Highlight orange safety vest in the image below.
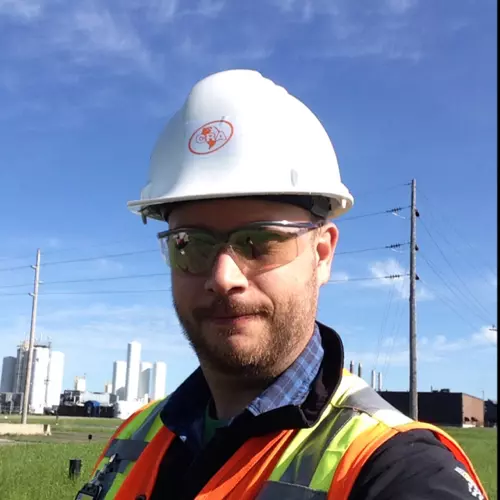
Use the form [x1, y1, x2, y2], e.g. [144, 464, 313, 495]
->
[77, 371, 489, 500]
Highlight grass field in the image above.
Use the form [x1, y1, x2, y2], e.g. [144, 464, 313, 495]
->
[0, 417, 496, 499]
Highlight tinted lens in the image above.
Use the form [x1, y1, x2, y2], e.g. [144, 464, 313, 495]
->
[160, 230, 218, 275]
[229, 228, 299, 271]
[159, 224, 312, 275]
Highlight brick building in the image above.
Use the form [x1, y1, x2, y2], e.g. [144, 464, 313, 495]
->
[377, 389, 484, 427]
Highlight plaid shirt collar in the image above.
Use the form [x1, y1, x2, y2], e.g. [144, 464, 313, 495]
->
[161, 324, 324, 444]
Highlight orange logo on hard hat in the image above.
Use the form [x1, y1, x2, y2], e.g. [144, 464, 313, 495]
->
[188, 120, 234, 155]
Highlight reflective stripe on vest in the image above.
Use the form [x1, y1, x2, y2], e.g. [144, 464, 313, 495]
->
[79, 370, 488, 500]
[86, 399, 168, 499]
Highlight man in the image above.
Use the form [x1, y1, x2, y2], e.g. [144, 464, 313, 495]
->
[77, 70, 488, 500]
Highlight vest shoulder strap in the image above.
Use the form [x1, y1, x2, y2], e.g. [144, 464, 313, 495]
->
[329, 420, 489, 500]
[90, 402, 155, 476]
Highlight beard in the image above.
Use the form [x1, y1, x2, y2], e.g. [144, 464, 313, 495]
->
[173, 274, 319, 384]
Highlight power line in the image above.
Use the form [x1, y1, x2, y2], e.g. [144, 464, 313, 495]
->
[419, 278, 480, 331]
[0, 263, 33, 273]
[374, 278, 398, 373]
[42, 249, 158, 267]
[350, 182, 411, 198]
[419, 251, 492, 324]
[381, 279, 407, 383]
[0, 245, 407, 289]
[417, 187, 497, 277]
[419, 217, 494, 320]
[0, 274, 410, 296]
[0, 237, 153, 264]
[336, 243, 408, 255]
[42, 272, 169, 286]
[0, 272, 170, 289]
[0, 249, 159, 273]
[327, 274, 408, 284]
[338, 206, 410, 222]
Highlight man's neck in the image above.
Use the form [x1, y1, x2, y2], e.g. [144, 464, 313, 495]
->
[201, 368, 273, 421]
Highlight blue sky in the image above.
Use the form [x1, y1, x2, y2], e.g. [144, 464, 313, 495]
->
[0, 0, 497, 401]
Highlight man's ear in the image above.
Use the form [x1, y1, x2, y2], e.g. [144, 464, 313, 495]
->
[316, 223, 339, 286]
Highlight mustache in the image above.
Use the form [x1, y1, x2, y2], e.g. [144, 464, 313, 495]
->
[192, 296, 272, 320]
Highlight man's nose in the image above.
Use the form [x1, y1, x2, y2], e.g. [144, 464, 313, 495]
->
[204, 251, 249, 294]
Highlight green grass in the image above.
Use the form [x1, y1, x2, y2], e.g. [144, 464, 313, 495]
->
[0, 415, 121, 444]
[445, 427, 497, 500]
[0, 419, 496, 499]
[0, 442, 103, 500]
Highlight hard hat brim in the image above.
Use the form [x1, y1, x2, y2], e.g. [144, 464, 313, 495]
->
[127, 189, 354, 221]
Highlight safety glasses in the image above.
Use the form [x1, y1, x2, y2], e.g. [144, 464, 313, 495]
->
[157, 220, 324, 276]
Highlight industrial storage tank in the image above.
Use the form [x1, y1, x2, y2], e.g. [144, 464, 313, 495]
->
[112, 360, 127, 400]
[13, 343, 28, 394]
[151, 362, 167, 400]
[125, 342, 141, 401]
[31, 346, 50, 414]
[0, 356, 16, 392]
[74, 376, 86, 392]
[138, 362, 152, 399]
[46, 351, 64, 409]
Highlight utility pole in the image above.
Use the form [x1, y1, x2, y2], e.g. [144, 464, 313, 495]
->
[21, 249, 41, 424]
[409, 179, 418, 420]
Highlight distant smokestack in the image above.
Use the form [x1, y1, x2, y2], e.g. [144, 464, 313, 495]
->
[349, 360, 354, 374]
[357, 362, 362, 379]
[371, 370, 376, 389]
[377, 372, 383, 391]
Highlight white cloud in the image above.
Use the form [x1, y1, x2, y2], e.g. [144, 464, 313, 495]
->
[367, 258, 433, 301]
[1, 301, 192, 355]
[384, 0, 417, 15]
[330, 271, 350, 282]
[347, 324, 496, 373]
[0, 0, 43, 20]
[472, 325, 497, 345]
[273, 0, 423, 61]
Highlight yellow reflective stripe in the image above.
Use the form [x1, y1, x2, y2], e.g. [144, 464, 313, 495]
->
[269, 373, 414, 494]
[145, 414, 165, 442]
[94, 400, 166, 499]
[103, 462, 136, 500]
[269, 403, 336, 482]
[116, 400, 162, 440]
[309, 412, 378, 491]
[269, 372, 369, 485]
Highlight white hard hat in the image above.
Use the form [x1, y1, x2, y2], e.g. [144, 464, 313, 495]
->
[128, 69, 354, 221]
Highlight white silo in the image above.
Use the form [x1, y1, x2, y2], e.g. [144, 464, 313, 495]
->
[104, 382, 113, 394]
[74, 376, 87, 392]
[0, 356, 16, 392]
[13, 343, 29, 394]
[30, 346, 50, 414]
[112, 360, 127, 400]
[151, 362, 167, 400]
[138, 362, 152, 399]
[125, 342, 141, 401]
[46, 351, 64, 408]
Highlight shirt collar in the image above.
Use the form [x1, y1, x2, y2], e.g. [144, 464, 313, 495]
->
[161, 322, 332, 438]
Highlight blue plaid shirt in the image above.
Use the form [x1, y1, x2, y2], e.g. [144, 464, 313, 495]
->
[161, 324, 324, 451]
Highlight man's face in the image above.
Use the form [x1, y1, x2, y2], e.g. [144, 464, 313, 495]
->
[168, 198, 339, 382]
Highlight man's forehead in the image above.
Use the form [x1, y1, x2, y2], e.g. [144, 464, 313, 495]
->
[168, 198, 312, 230]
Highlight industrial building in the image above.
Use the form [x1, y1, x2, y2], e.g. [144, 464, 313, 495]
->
[0, 356, 16, 392]
[378, 389, 485, 427]
[110, 341, 167, 404]
[125, 341, 141, 401]
[112, 360, 127, 400]
[152, 362, 167, 401]
[139, 361, 152, 399]
[0, 341, 65, 414]
[485, 400, 497, 427]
